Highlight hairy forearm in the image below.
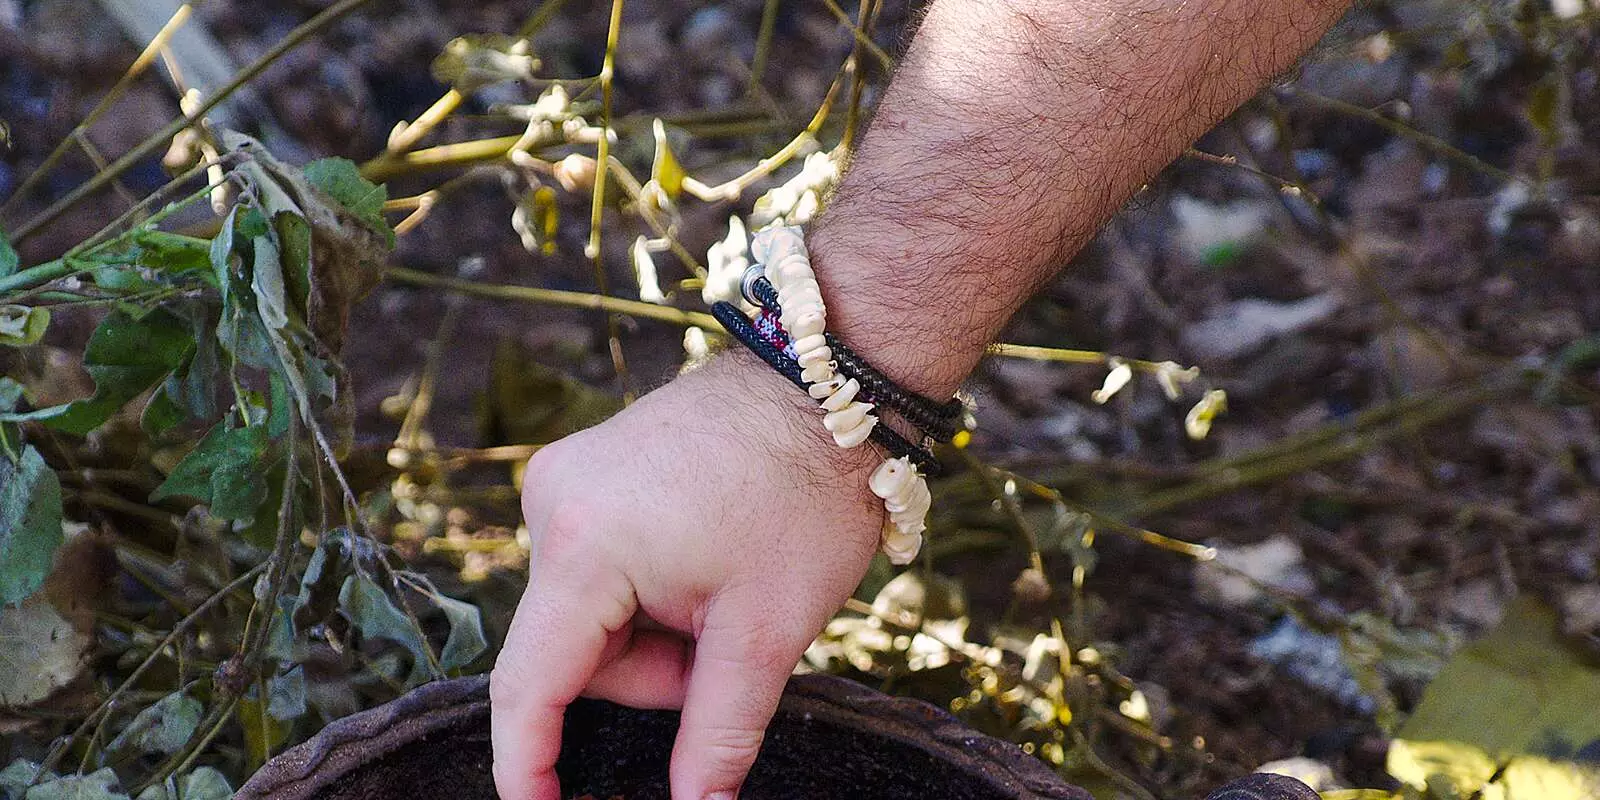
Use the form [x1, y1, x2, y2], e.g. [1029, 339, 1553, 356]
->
[810, 0, 1351, 398]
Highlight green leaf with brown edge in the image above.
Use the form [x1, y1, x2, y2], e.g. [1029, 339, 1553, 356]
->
[302, 158, 392, 248]
[150, 422, 269, 521]
[1399, 597, 1600, 759]
[221, 133, 392, 352]
[0, 445, 63, 606]
[107, 690, 202, 757]
[0, 304, 49, 347]
[4, 309, 194, 435]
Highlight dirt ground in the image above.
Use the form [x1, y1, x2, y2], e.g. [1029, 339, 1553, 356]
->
[4, 0, 1599, 796]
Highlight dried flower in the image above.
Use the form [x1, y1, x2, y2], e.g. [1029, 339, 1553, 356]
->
[1153, 360, 1200, 401]
[1091, 358, 1133, 404]
[1184, 388, 1228, 440]
[702, 215, 749, 305]
[630, 236, 665, 304]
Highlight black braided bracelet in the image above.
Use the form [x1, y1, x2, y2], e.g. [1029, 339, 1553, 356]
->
[743, 275, 966, 442]
[711, 302, 942, 476]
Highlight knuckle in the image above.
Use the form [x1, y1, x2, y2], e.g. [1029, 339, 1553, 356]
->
[695, 723, 766, 770]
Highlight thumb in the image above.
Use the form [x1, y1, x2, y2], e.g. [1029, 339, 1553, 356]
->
[669, 603, 804, 800]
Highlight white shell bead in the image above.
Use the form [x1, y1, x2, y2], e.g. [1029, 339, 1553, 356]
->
[783, 276, 821, 298]
[776, 259, 815, 287]
[781, 289, 824, 315]
[801, 362, 836, 384]
[752, 225, 804, 265]
[792, 334, 827, 357]
[831, 415, 876, 447]
[869, 457, 916, 500]
[881, 530, 922, 565]
[822, 401, 874, 433]
[808, 375, 846, 399]
[819, 378, 861, 412]
[788, 310, 825, 339]
[797, 347, 833, 369]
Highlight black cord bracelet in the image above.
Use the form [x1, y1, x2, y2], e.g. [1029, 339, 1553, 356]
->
[743, 275, 966, 442]
[711, 302, 942, 476]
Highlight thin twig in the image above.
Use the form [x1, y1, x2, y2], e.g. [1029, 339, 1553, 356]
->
[12, 0, 379, 245]
[384, 266, 720, 329]
[818, 0, 894, 71]
[1, 4, 194, 218]
[35, 563, 267, 781]
[587, 0, 635, 401]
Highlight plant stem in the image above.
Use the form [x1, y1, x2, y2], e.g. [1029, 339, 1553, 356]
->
[590, 0, 634, 401]
[11, 0, 379, 245]
[34, 563, 266, 781]
[384, 266, 719, 329]
[818, 0, 894, 71]
[1286, 88, 1519, 184]
[384, 89, 464, 155]
[0, 4, 193, 219]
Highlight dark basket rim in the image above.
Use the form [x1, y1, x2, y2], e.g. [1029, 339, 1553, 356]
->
[236, 672, 1090, 800]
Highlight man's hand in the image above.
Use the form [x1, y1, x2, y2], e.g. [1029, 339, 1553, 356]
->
[491, 1, 1352, 798]
[490, 354, 883, 800]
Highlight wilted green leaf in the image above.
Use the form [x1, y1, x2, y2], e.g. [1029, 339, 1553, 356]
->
[130, 230, 212, 276]
[302, 158, 391, 247]
[0, 305, 50, 347]
[0, 229, 17, 278]
[221, 132, 392, 353]
[107, 690, 202, 757]
[237, 692, 291, 771]
[250, 234, 289, 330]
[0, 602, 86, 706]
[5, 309, 194, 435]
[267, 665, 306, 721]
[0, 758, 45, 796]
[150, 422, 269, 520]
[1399, 597, 1600, 758]
[433, 592, 487, 670]
[209, 208, 237, 302]
[134, 766, 232, 800]
[1, 445, 63, 606]
[339, 572, 432, 681]
[25, 768, 129, 800]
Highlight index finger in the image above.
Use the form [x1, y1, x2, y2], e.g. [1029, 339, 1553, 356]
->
[490, 536, 634, 800]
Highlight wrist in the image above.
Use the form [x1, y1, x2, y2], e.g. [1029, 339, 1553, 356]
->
[804, 226, 988, 401]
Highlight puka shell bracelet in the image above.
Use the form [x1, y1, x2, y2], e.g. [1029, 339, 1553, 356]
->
[750, 225, 931, 565]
